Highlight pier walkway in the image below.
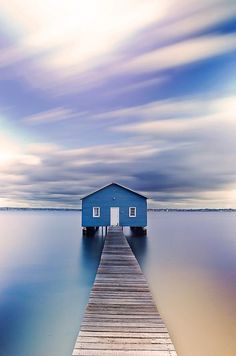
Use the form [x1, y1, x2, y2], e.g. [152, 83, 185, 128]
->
[72, 226, 177, 355]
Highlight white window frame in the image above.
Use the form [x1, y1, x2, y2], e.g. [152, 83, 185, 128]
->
[93, 207, 100, 218]
[129, 207, 136, 217]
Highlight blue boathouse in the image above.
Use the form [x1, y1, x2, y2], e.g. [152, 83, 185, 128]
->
[81, 183, 147, 233]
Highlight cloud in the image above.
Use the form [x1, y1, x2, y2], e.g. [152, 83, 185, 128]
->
[140, 2, 236, 45]
[1, 103, 236, 209]
[114, 112, 235, 138]
[1, 92, 236, 208]
[0, 1, 166, 71]
[91, 97, 211, 122]
[1, 0, 236, 95]
[91, 94, 236, 134]
[107, 76, 169, 96]
[0, 46, 24, 68]
[123, 34, 236, 74]
[108, 94, 236, 129]
[22, 107, 78, 124]
[0, 139, 160, 206]
[0, 132, 39, 166]
[0, 1, 236, 208]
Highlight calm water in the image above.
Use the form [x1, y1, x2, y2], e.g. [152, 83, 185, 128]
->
[0, 211, 236, 356]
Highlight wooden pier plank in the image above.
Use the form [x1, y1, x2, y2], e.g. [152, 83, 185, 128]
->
[72, 226, 177, 355]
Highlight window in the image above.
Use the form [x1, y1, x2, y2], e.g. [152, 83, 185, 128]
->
[93, 207, 100, 217]
[129, 207, 136, 217]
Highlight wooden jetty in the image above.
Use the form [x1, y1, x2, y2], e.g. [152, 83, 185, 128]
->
[72, 226, 177, 356]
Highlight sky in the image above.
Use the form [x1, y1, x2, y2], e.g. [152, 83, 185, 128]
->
[0, 0, 236, 208]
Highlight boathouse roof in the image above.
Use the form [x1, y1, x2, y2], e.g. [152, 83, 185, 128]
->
[80, 182, 147, 200]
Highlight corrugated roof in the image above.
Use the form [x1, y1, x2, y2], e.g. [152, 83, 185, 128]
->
[80, 182, 147, 200]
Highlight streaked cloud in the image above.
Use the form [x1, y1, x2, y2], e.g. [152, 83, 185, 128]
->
[1, 92, 236, 208]
[123, 34, 236, 73]
[0, 0, 235, 207]
[108, 76, 169, 96]
[142, 2, 236, 44]
[91, 97, 211, 122]
[0, 0, 235, 94]
[1, 137, 235, 207]
[23, 107, 78, 124]
[91, 94, 236, 130]
[0, 1, 166, 74]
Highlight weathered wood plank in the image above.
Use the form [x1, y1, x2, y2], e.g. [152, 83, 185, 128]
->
[76, 336, 172, 343]
[73, 350, 173, 356]
[72, 226, 177, 355]
[80, 327, 168, 333]
[74, 343, 174, 350]
[79, 331, 169, 338]
[83, 316, 163, 320]
[81, 322, 166, 328]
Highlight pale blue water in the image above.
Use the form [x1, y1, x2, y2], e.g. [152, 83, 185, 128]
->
[127, 211, 236, 356]
[0, 211, 104, 356]
[0, 211, 236, 356]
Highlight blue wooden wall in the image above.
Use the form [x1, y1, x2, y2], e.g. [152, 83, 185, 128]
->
[82, 184, 147, 227]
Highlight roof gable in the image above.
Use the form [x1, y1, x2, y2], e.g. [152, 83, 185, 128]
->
[81, 182, 147, 200]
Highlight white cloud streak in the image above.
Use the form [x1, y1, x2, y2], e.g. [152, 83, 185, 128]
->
[22, 107, 78, 124]
[123, 34, 236, 73]
[0, 0, 235, 93]
[147, 2, 236, 42]
[0, 1, 236, 208]
[1, 94, 236, 207]
[112, 94, 236, 135]
[0, 1, 167, 69]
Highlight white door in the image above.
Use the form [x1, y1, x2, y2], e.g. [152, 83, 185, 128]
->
[110, 207, 119, 226]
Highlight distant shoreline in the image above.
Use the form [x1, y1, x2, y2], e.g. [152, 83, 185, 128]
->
[0, 208, 235, 212]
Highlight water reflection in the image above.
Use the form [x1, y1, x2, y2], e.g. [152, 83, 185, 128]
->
[125, 227, 148, 268]
[127, 211, 236, 356]
[0, 211, 236, 356]
[78, 229, 104, 286]
[0, 211, 104, 356]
